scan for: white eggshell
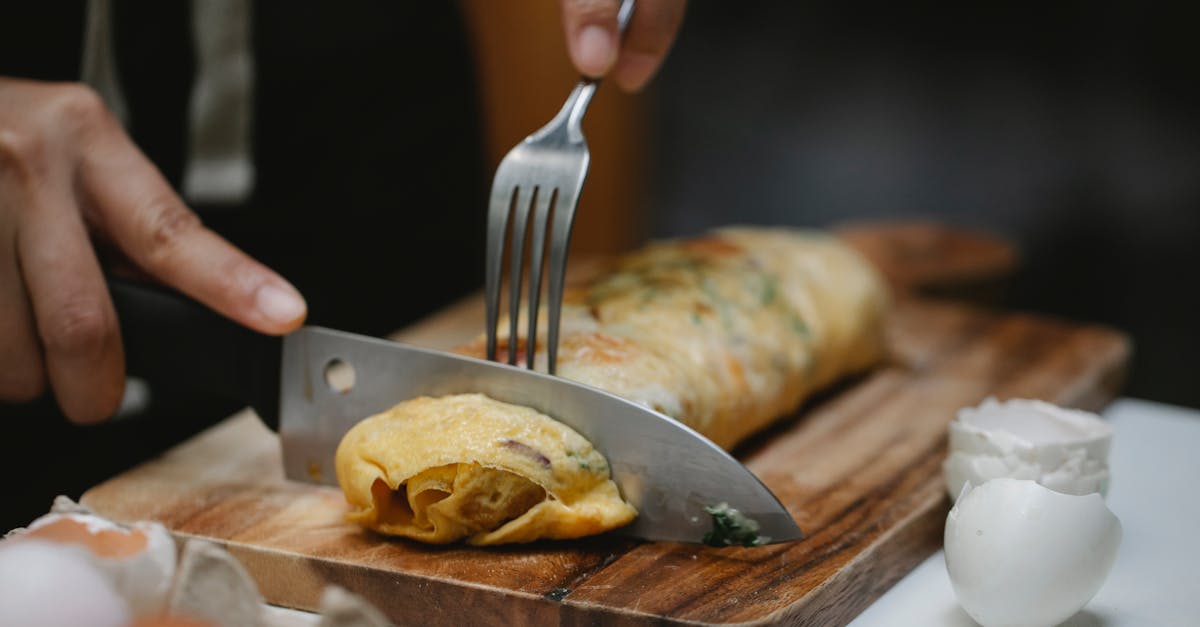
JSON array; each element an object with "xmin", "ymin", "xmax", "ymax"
[
  {"xmin": 0, "ymin": 539, "xmax": 131, "ymax": 627},
  {"xmin": 23, "ymin": 512, "xmax": 178, "ymax": 615},
  {"xmin": 167, "ymin": 538, "xmax": 265, "ymax": 627},
  {"xmin": 944, "ymin": 478, "xmax": 1122, "ymax": 627},
  {"xmin": 944, "ymin": 398, "xmax": 1112, "ymax": 500}
]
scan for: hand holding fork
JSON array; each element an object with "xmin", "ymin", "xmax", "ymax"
[{"xmin": 483, "ymin": 0, "xmax": 640, "ymax": 374}]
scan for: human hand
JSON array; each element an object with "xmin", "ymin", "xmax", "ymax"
[
  {"xmin": 559, "ymin": 0, "xmax": 687, "ymax": 92},
  {"xmin": 0, "ymin": 78, "xmax": 306, "ymax": 423}
]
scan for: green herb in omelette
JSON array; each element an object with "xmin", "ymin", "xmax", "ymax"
[
  {"xmin": 790, "ymin": 313, "xmax": 810, "ymax": 337},
  {"xmin": 702, "ymin": 503, "xmax": 768, "ymax": 547},
  {"xmin": 565, "ymin": 450, "xmax": 590, "ymax": 471},
  {"xmin": 565, "ymin": 450, "xmax": 608, "ymax": 473},
  {"xmin": 760, "ymin": 275, "xmax": 779, "ymax": 306}
]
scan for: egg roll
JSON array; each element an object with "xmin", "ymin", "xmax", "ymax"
[{"xmin": 336, "ymin": 227, "xmax": 888, "ymax": 544}]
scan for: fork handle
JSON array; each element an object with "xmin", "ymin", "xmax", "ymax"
[
  {"xmin": 616, "ymin": 0, "xmax": 636, "ymax": 37},
  {"xmin": 564, "ymin": 0, "xmax": 636, "ymax": 132}
]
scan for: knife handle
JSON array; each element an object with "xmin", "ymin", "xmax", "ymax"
[{"xmin": 107, "ymin": 278, "xmax": 281, "ymax": 429}]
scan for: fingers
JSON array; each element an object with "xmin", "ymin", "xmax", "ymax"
[
  {"xmin": 0, "ymin": 79, "xmax": 304, "ymax": 424},
  {"xmin": 560, "ymin": 0, "xmax": 687, "ymax": 91},
  {"xmin": 77, "ymin": 122, "xmax": 307, "ymax": 336},
  {"xmin": 561, "ymin": 0, "xmax": 622, "ymax": 79},
  {"xmin": 0, "ymin": 185, "xmax": 46, "ymax": 403},
  {"xmin": 15, "ymin": 180, "xmax": 125, "ymax": 423},
  {"xmin": 611, "ymin": 0, "xmax": 687, "ymax": 92},
  {"xmin": 1, "ymin": 80, "xmax": 123, "ymax": 421}
]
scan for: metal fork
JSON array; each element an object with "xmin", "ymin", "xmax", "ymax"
[{"xmin": 485, "ymin": 0, "xmax": 636, "ymax": 374}]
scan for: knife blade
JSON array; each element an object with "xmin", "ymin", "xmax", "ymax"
[{"xmin": 109, "ymin": 279, "xmax": 802, "ymax": 544}]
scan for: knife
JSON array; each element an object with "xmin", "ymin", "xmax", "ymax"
[{"xmin": 108, "ymin": 279, "xmax": 802, "ymax": 544}]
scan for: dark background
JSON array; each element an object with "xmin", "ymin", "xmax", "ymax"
[{"xmin": 646, "ymin": 2, "xmax": 1200, "ymax": 408}]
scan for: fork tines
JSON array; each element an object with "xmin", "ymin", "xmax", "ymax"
[
  {"xmin": 485, "ymin": 178, "xmax": 577, "ymax": 375},
  {"xmin": 483, "ymin": 30, "xmax": 620, "ymax": 375}
]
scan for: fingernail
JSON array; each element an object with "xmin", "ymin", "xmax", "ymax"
[
  {"xmin": 577, "ymin": 25, "xmax": 616, "ymax": 76},
  {"xmin": 255, "ymin": 282, "xmax": 306, "ymax": 325}
]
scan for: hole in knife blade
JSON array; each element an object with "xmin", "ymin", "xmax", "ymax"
[{"xmin": 324, "ymin": 358, "xmax": 356, "ymax": 394}]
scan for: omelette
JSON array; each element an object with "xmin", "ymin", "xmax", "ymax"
[
  {"xmin": 335, "ymin": 227, "xmax": 889, "ymax": 545},
  {"xmin": 335, "ymin": 394, "xmax": 635, "ymax": 545}
]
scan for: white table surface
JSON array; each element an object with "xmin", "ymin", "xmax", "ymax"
[
  {"xmin": 267, "ymin": 398, "xmax": 1200, "ymax": 626},
  {"xmin": 850, "ymin": 398, "xmax": 1200, "ymax": 627}
]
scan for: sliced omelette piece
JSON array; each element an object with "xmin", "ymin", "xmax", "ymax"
[{"xmin": 335, "ymin": 394, "xmax": 636, "ymax": 545}]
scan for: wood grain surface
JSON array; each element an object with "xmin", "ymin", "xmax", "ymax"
[{"xmin": 81, "ymin": 226, "xmax": 1128, "ymax": 626}]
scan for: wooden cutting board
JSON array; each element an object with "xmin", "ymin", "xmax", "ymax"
[{"xmin": 81, "ymin": 225, "xmax": 1129, "ymax": 626}]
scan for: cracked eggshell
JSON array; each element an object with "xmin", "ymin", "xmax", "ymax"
[
  {"xmin": 0, "ymin": 539, "xmax": 131, "ymax": 627},
  {"xmin": 945, "ymin": 478, "xmax": 1121, "ymax": 627},
  {"xmin": 19, "ymin": 512, "xmax": 178, "ymax": 616},
  {"xmin": 944, "ymin": 398, "xmax": 1112, "ymax": 500},
  {"xmin": 167, "ymin": 539, "xmax": 264, "ymax": 627}
]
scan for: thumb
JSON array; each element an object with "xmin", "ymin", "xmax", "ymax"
[{"xmin": 561, "ymin": 0, "xmax": 621, "ymax": 78}]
